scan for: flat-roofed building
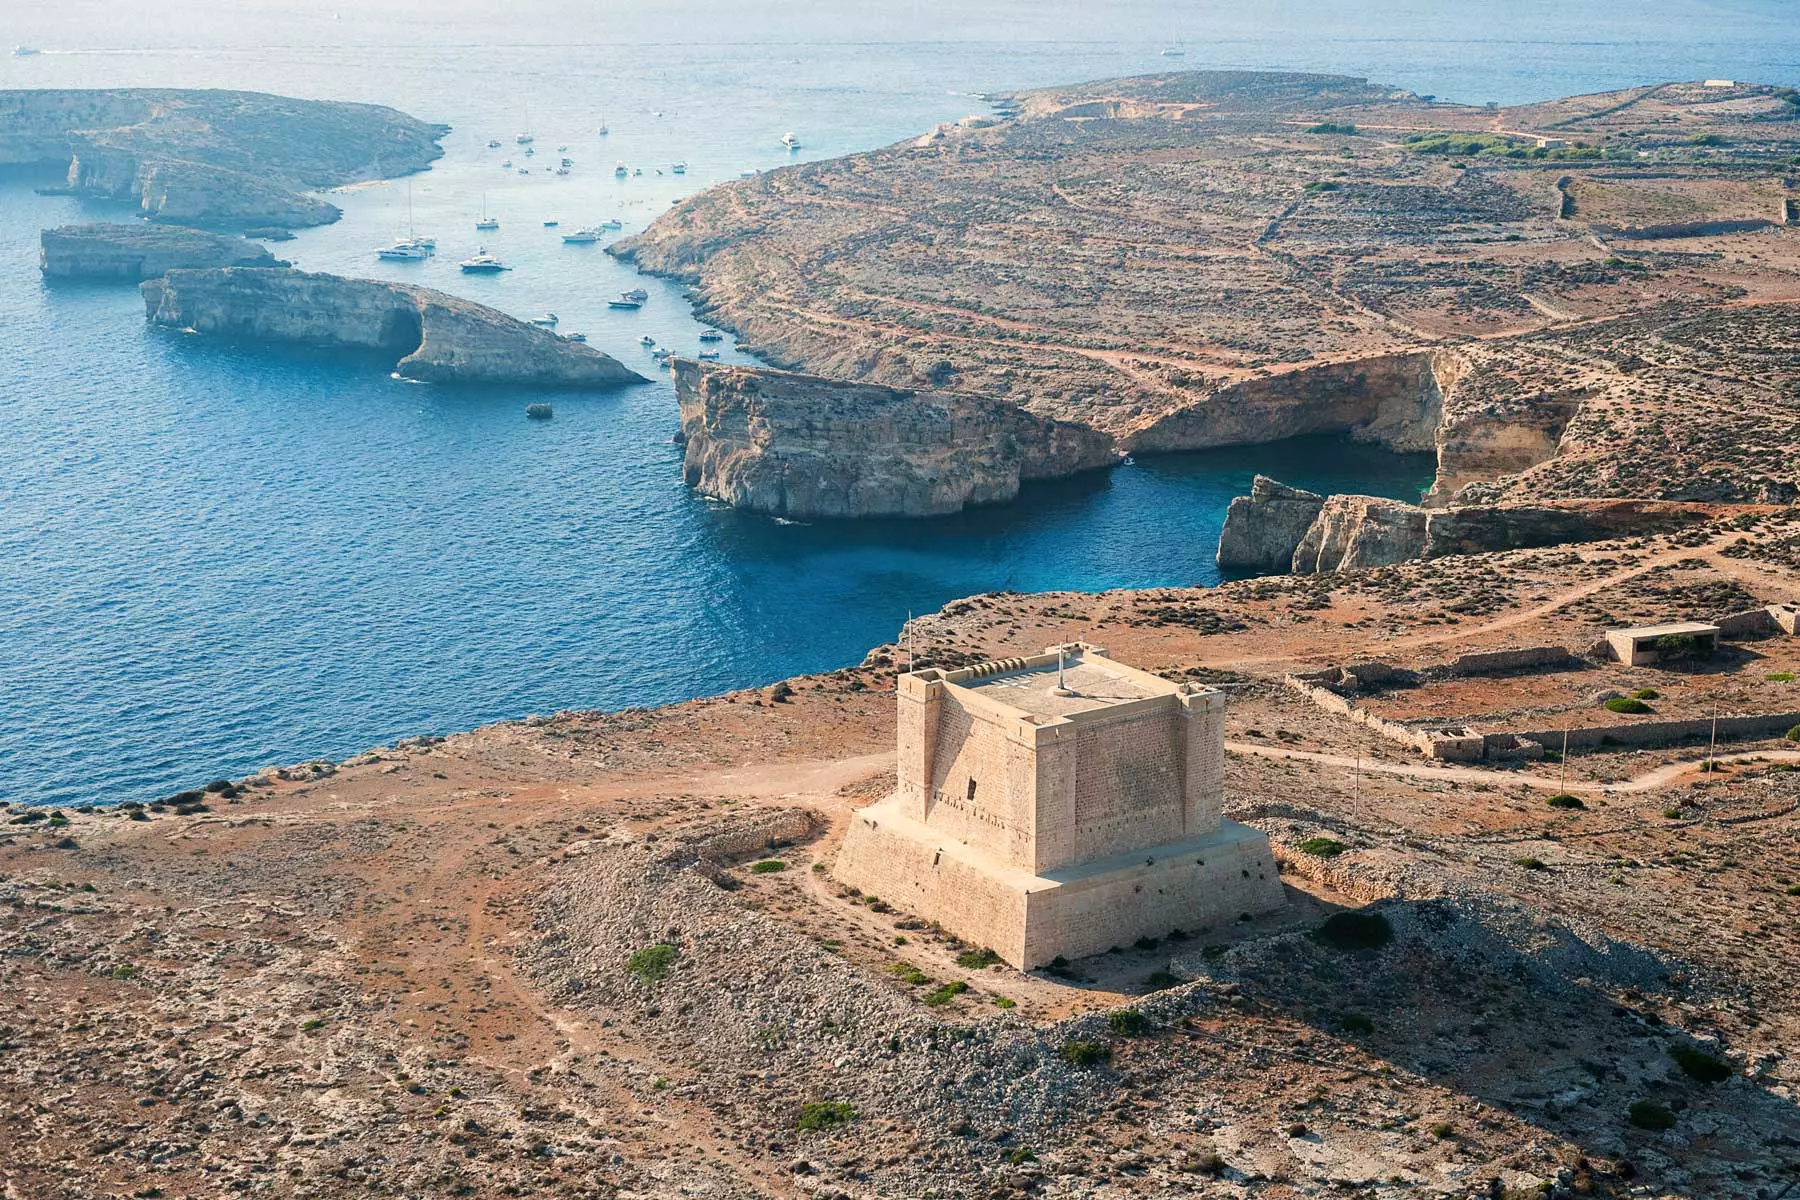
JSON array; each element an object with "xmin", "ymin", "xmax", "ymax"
[
  {"xmin": 1604, "ymin": 621, "xmax": 1721, "ymax": 667},
  {"xmin": 834, "ymin": 642, "xmax": 1284, "ymax": 967}
]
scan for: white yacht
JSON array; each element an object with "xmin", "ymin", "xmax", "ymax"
[
  {"xmin": 459, "ymin": 249, "xmax": 508, "ymax": 273},
  {"xmin": 515, "ymin": 132, "xmax": 534, "ymax": 144},
  {"xmin": 377, "ymin": 239, "xmax": 430, "ymax": 261},
  {"xmin": 529, "ymin": 313, "xmax": 558, "ymax": 326},
  {"xmin": 697, "ymin": 349, "xmax": 722, "ymax": 361},
  {"xmin": 1161, "ymin": 47, "xmax": 1186, "ymax": 57},
  {"xmin": 614, "ymin": 162, "xmax": 629, "ymax": 177},
  {"xmin": 697, "ymin": 328, "xmax": 724, "ymax": 342},
  {"xmin": 564, "ymin": 332, "xmax": 587, "ymax": 343},
  {"xmin": 561, "ymin": 227, "xmax": 602, "ymax": 243},
  {"xmin": 607, "ymin": 294, "xmax": 644, "ymax": 310},
  {"xmin": 671, "ymin": 161, "xmax": 687, "ymax": 175},
  {"xmin": 601, "ymin": 218, "xmax": 624, "ymax": 230},
  {"xmin": 13, "ymin": 46, "xmax": 41, "ymax": 57},
  {"xmin": 639, "ymin": 335, "xmax": 656, "ymax": 347},
  {"xmin": 782, "ymin": 131, "xmax": 800, "ymax": 149}
]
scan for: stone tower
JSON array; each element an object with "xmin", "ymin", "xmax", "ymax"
[{"xmin": 834, "ymin": 642, "xmax": 1284, "ymax": 967}]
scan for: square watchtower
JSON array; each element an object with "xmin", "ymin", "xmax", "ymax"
[{"xmin": 836, "ymin": 643, "xmax": 1284, "ymax": 967}]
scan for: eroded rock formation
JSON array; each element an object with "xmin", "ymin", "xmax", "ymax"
[
  {"xmin": 1217, "ymin": 476, "xmax": 1326, "ymax": 571},
  {"xmin": 672, "ymin": 359, "xmax": 1118, "ymax": 518},
  {"xmin": 142, "ymin": 268, "xmax": 644, "ymax": 389},
  {"xmin": 2, "ymin": 89, "xmax": 446, "ymax": 228},
  {"xmin": 41, "ymin": 223, "xmax": 283, "ymax": 281}
]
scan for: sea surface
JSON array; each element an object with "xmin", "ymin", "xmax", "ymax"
[{"xmin": 3, "ymin": 1, "xmax": 1797, "ymax": 806}]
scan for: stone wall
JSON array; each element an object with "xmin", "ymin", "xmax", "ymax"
[{"xmin": 1515, "ymin": 711, "xmax": 1800, "ymax": 752}]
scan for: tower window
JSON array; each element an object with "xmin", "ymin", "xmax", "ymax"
[{"xmin": 966, "ymin": 778, "xmax": 978, "ymax": 802}]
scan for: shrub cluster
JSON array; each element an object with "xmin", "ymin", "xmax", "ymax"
[{"xmin": 625, "ymin": 943, "xmax": 678, "ymax": 983}]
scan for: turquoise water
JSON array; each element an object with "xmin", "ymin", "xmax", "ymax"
[{"xmin": 3, "ymin": 1, "xmax": 1796, "ymax": 805}]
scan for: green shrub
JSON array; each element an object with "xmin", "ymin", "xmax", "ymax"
[
  {"xmin": 1060, "ymin": 1040, "xmax": 1111, "ymax": 1067},
  {"xmin": 955, "ymin": 948, "xmax": 1001, "ymax": 969},
  {"xmin": 1786, "ymin": 725, "xmax": 1800, "ymax": 742},
  {"xmin": 1670, "ymin": 1046, "xmax": 1731, "ymax": 1083},
  {"xmin": 992, "ymin": 996, "xmax": 1016, "ymax": 1009},
  {"xmin": 1303, "ymin": 180, "xmax": 1341, "ymax": 192},
  {"xmin": 1307, "ymin": 122, "xmax": 1358, "ymax": 134},
  {"xmin": 1766, "ymin": 672, "xmax": 1796, "ymax": 682},
  {"xmin": 1627, "ymin": 1099, "xmax": 1675, "ymax": 1130},
  {"xmin": 1296, "ymin": 836, "xmax": 1348, "ymax": 858},
  {"xmin": 795, "ymin": 1101, "xmax": 855, "ymax": 1132},
  {"xmin": 1546, "ymin": 793, "xmax": 1585, "ymax": 810},
  {"xmin": 1106, "ymin": 1009, "xmax": 1149, "ymax": 1036},
  {"xmin": 1313, "ymin": 912, "xmax": 1393, "ymax": 950},
  {"xmin": 1605, "ymin": 698, "xmax": 1651, "ymax": 715},
  {"xmin": 1653, "ymin": 633, "xmax": 1708, "ymax": 661},
  {"xmin": 1663, "ymin": 808, "xmax": 1684, "ymax": 820},
  {"xmin": 1429, "ymin": 1122, "xmax": 1454, "ymax": 1139},
  {"xmin": 922, "ymin": 980, "xmax": 968, "ymax": 1006},
  {"xmin": 1514, "ymin": 856, "xmax": 1548, "ymax": 871},
  {"xmin": 1631, "ymin": 688, "xmax": 1660, "ymax": 700},
  {"xmin": 625, "ymin": 943, "xmax": 678, "ymax": 983},
  {"xmin": 110, "ymin": 963, "xmax": 138, "ymax": 980},
  {"xmin": 1006, "ymin": 1147, "xmax": 1037, "ymax": 1165},
  {"xmin": 749, "ymin": 859, "xmax": 786, "ymax": 873},
  {"xmin": 887, "ymin": 962, "xmax": 928, "ymax": 986}
]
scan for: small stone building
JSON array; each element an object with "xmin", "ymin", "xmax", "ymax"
[
  {"xmin": 1605, "ymin": 621, "xmax": 1721, "ymax": 666},
  {"xmin": 834, "ymin": 643, "xmax": 1284, "ymax": 968}
]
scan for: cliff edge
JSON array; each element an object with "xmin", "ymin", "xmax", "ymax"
[
  {"xmin": 672, "ymin": 359, "xmax": 1118, "ymax": 518},
  {"xmin": 41, "ymin": 223, "xmax": 284, "ymax": 281},
  {"xmin": 142, "ymin": 268, "xmax": 645, "ymax": 389}
]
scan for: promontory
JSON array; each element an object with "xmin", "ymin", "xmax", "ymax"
[
  {"xmin": 143, "ymin": 268, "xmax": 645, "ymax": 389},
  {"xmin": 619, "ymin": 72, "xmax": 1800, "ymax": 526},
  {"xmin": 41, "ymin": 223, "xmax": 284, "ymax": 281},
  {"xmin": 1, "ymin": 88, "xmax": 446, "ymax": 228}
]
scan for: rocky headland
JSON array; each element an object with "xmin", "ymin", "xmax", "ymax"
[
  {"xmin": 40, "ymin": 222, "xmax": 284, "ymax": 281},
  {"xmin": 143, "ymin": 268, "xmax": 644, "ymax": 388},
  {"xmin": 618, "ymin": 72, "xmax": 1800, "ymax": 525},
  {"xmin": 673, "ymin": 358, "xmax": 1117, "ymax": 517},
  {"xmin": 1, "ymin": 88, "xmax": 446, "ymax": 228}
]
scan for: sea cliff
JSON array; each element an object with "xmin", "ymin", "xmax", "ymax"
[
  {"xmin": 1, "ymin": 89, "xmax": 446, "ymax": 229},
  {"xmin": 41, "ymin": 223, "xmax": 283, "ymax": 281},
  {"xmin": 672, "ymin": 359, "xmax": 1118, "ymax": 518},
  {"xmin": 142, "ymin": 268, "xmax": 645, "ymax": 389}
]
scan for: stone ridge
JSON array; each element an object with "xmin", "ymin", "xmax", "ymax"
[
  {"xmin": 141, "ymin": 267, "xmax": 646, "ymax": 389},
  {"xmin": 672, "ymin": 358, "xmax": 1118, "ymax": 518},
  {"xmin": 40, "ymin": 223, "xmax": 284, "ymax": 281},
  {"xmin": 1, "ymin": 88, "xmax": 447, "ymax": 228}
]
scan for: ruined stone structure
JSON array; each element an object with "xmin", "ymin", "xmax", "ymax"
[{"xmin": 834, "ymin": 644, "xmax": 1284, "ymax": 967}]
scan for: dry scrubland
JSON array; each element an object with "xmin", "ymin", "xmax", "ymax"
[
  {"xmin": 6, "ymin": 511, "xmax": 1800, "ymax": 1199},
  {"xmin": 617, "ymin": 74, "xmax": 1800, "ymax": 505}
]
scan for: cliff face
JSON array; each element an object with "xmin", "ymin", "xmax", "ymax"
[
  {"xmin": 142, "ymin": 268, "xmax": 644, "ymax": 389},
  {"xmin": 1127, "ymin": 352, "xmax": 1455, "ymax": 456},
  {"xmin": 1229, "ymin": 478, "xmax": 1721, "ymax": 575},
  {"xmin": 672, "ymin": 360, "xmax": 1118, "ymax": 518},
  {"xmin": 1216, "ymin": 476, "xmax": 1325, "ymax": 571},
  {"xmin": 41, "ymin": 223, "xmax": 282, "ymax": 281},
  {"xmin": 2, "ymin": 89, "xmax": 446, "ymax": 229}
]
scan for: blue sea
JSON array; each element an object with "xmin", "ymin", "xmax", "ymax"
[{"xmin": 3, "ymin": 1, "xmax": 1797, "ymax": 806}]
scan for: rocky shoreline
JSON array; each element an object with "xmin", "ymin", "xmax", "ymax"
[
  {"xmin": 40, "ymin": 222, "xmax": 284, "ymax": 281},
  {"xmin": 143, "ymin": 267, "xmax": 645, "ymax": 389}
]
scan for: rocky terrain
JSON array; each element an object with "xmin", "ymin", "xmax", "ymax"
[
  {"xmin": 143, "ymin": 267, "xmax": 645, "ymax": 388},
  {"xmin": 618, "ymin": 73, "xmax": 1800, "ymax": 516},
  {"xmin": 673, "ymin": 359, "xmax": 1117, "ymax": 517},
  {"xmin": 6, "ymin": 506, "xmax": 1800, "ymax": 1198},
  {"xmin": 1, "ymin": 88, "xmax": 446, "ymax": 228},
  {"xmin": 40, "ymin": 221, "xmax": 285, "ymax": 280}
]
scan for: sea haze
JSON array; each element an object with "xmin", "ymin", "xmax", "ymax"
[{"xmin": 2, "ymin": 0, "xmax": 1796, "ymax": 805}]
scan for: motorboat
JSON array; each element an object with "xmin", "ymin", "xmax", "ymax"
[
  {"xmin": 614, "ymin": 162, "xmax": 628, "ymax": 177},
  {"xmin": 13, "ymin": 46, "xmax": 41, "ymax": 57},
  {"xmin": 671, "ymin": 162, "xmax": 687, "ymax": 174},
  {"xmin": 782, "ymin": 131, "xmax": 800, "ymax": 149},
  {"xmin": 621, "ymin": 287, "xmax": 648, "ymax": 303},
  {"xmin": 459, "ymin": 249, "xmax": 508, "ymax": 273},
  {"xmin": 560, "ymin": 156, "xmax": 573, "ymax": 167},
  {"xmin": 516, "ymin": 132, "xmax": 534, "ymax": 144},
  {"xmin": 1161, "ymin": 47, "xmax": 1185, "ymax": 57},
  {"xmin": 517, "ymin": 168, "xmax": 530, "ymax": 175},
  {"xmin": 697, "ymin": 349, "xmax": 722, "ymax": 361},
  {"xmin": 697, "ymin": 329, "xmax": 724, "ymax": 342},
  {"xmin": 651, "ymin": 347, "xmax": 672, "ymax": 360},
  {"xmin": 556, "ymin": 145, "xmax": 568, "ymax": 152},
  {"xmin": 601, "ymin": 218, "xmax": 624, "ymax": 230},
  {"xmin": 739, "ymin": 169, "xmax": 759, "ymax": 177},
  {"xmin": 524, "ymin": 146, "xmax": 535, "ymax": 156},
  {"xmin": 529, "ymin": 313, "xmax": 558, "ymax": 326},
  {"xmin": 555, "ymin": 166, "xmax": 570, "ymax": 176},
  {"xmin": 607, "ymin": 295, "xmax": 644, "ymax": 310},
  {"xmin": 487, "ymin": 139, "xmax": 502, "ymax": 148},
  {"xmin": 377, "ymin": 241, "xmax": 430, "ymax": 261},
  {"xmin": 564, "ymin": 332, "xmax": 587, "ymax": 343},
  {"xmin": 561, "ymin": 227, "xmax": 602, "ymax": 243},
  {"xmin": 639, "ymin": 335, "xmax": 656, "ymax": 346},
  {"xmin": 543, "ymin": 219, "xmax": 559, "ymax": 227},
  {"xmin": 502, "ymin": 159, "xmax": 513, "ymax": 167}
]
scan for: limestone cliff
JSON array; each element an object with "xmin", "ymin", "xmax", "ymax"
[
  {"xmin": 1291, "ymin": 495, "xmax": 1431, "ymax": 573},
  {"xmin": 1216, "ymin": 476, "xmax": 1325, "ymax": 571},
  {"xmin": 142, "ymin": 268, "xmax": 644, "ymax": 389},
  {"xmin": 41, "ymin": 223, "xmax": 283, "ymax": 281},
  {"xmin": 672, "ymin": 360, "xmax": 1118, "ymax": 518},
  {"xmin": 2, "ymin": 89, "xmax": 446, "ymax": 229}
]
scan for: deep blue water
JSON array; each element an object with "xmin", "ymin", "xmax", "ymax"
[{"xmin": 3, "ymin": 1, "xmax": 1797, "ymax": 805}]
